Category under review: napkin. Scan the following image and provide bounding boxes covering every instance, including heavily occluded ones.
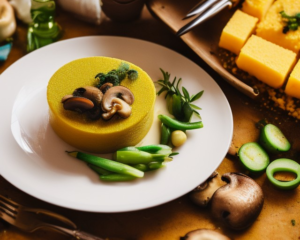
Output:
[9,0,32,23]
[56,0,103,25]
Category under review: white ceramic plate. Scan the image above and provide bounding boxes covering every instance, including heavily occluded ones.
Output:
[0,36,233,212]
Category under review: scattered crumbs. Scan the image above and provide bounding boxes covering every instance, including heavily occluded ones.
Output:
[291,219,296,226]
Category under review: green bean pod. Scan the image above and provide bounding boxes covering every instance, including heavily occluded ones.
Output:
[67,151,144,178]
[114,150,168,164]
[158,114,203,130]
[131,163,148,172]
[100,174,137,182]
[160,123,171,145]
[88,164,112,176]
[136,144,172,154]
[148,162,165,170]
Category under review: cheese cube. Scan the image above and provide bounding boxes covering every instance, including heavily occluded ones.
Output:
[236,35,297,89]
[219,10,258,55]
[242,0,274,20]
[285,60,300,99]
[256,0,300,54]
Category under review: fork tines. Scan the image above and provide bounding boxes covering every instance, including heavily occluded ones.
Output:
[183,0,218,19]
[177,0,233,36]
[0,196,18,223]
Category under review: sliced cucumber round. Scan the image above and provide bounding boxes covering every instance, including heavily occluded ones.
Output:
[259,123,291,153]
[266,158,300,190]
[238,142,270,172]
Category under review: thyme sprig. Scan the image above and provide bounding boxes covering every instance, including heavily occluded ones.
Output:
[156,68,204,120]
[280,11,300,34]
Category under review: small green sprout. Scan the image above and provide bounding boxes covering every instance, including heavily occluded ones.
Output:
[280,11,300,33]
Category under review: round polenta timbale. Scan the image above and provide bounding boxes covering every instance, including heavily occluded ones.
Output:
[47,57,156,153]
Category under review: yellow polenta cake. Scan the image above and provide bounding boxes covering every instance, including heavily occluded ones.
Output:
[47,56,156,153]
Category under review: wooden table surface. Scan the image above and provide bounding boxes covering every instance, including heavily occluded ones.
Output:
[0,2,300,240]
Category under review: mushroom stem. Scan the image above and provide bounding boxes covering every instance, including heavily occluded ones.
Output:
[189,171,224,207]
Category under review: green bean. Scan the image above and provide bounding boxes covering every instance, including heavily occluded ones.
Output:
[160,123,171,145]
[131,163,148,172]
[148,162,165,170]
[114,150,171,164]
[116,146,139,152]
[87,164,112,176]
[136,144,172,154]
[100,174,137,182]
[67,151,144,178]
[158,114,203,130]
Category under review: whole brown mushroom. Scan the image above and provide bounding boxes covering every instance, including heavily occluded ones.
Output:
[210,172,264,230]
[189,171,225,207]
[181,229,231,240]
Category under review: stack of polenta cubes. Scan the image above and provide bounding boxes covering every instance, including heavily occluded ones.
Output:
[219,0,300,99]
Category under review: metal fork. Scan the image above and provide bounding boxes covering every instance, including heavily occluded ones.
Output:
[177,0,239,36]
[0,195,125,240]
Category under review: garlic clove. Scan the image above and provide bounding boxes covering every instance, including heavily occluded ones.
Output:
[0,0,16,42]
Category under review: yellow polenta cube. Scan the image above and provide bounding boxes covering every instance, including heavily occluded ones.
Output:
[242,0,274,20]
[256,0,300,54]
[219,10,258,55]
[285,60,300,99]
[236,35,297,88]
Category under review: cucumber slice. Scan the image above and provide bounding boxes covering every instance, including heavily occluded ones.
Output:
[259,124,291,153]
[266,158,300,190]
[238,142,270,172]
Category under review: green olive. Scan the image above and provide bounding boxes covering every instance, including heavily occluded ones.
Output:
[171,130,187,147]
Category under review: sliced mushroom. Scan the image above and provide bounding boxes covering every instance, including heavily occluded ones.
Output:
[189,171,224,207]
[73,86,103,106]
[99,82,113,94]
[181,229,231,240]
[102,86,134,112]
[62,96,94,113]
[210,172,264,230]
[61,94,74,103]
[102,98,132,120]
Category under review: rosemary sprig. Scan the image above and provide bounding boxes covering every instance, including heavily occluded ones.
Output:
[156,68,204,120]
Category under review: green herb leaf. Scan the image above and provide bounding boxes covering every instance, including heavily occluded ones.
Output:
[182,87,190,102]
[191,90,204,102]
[291,219,296,226]
[190,103,202,110]
[155,69,204,121]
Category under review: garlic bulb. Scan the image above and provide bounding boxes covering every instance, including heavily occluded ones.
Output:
[0,0,16,42]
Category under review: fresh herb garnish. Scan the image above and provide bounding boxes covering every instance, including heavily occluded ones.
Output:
[156,68,204,122]
[95,62,138,88]
[280,11,300,34]
[291,219,296,226]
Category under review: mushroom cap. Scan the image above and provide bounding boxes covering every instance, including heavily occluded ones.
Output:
[181,229,231,240]
[210,172,264,230]
[62,96,94,113]
[102,86,134,112]
[73,86,103,105]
